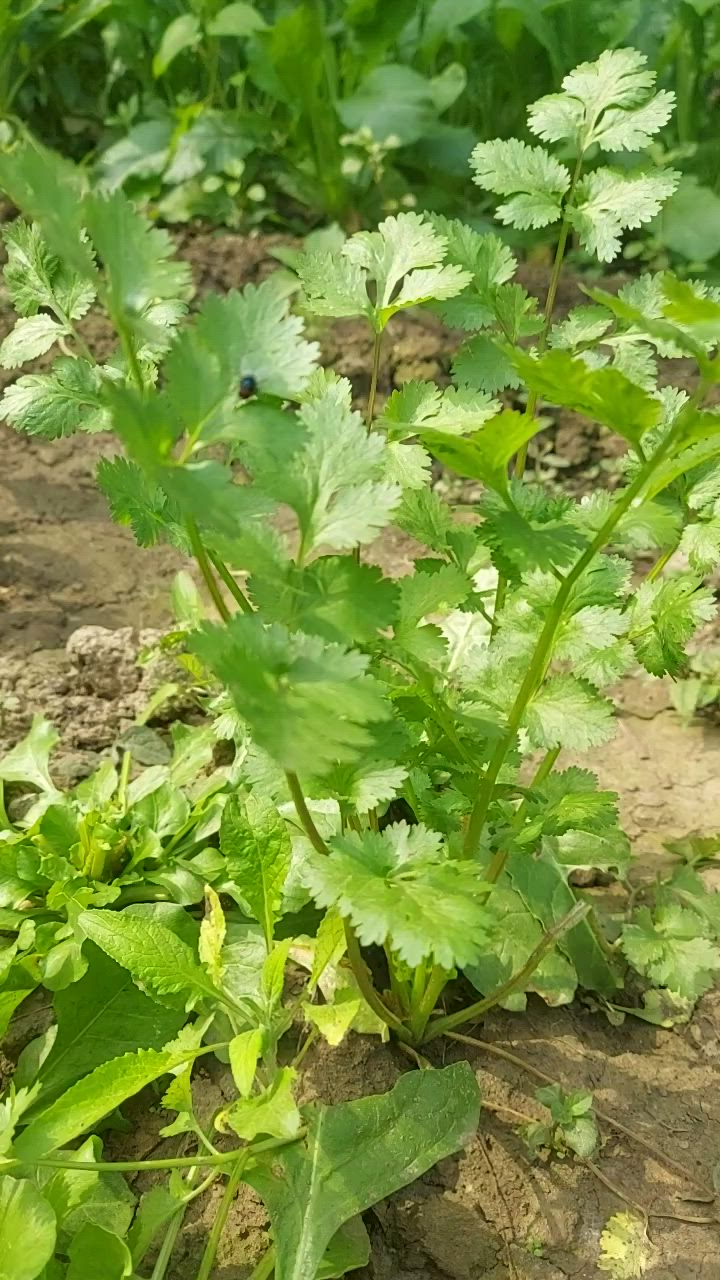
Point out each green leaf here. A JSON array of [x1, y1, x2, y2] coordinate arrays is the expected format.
[[97, 457, 187, 550], [470, 139, 570, 230], [659, 176, 720, 263], [570, 168, 679, 262], [245, 1063, 481, 1280], [38, 1135, 134, 1241], [78, 909, 216, 1007], [127, 1186, 182, 1267], [218, 1067, 301, 1142], [152, 13, 201, 76], [511, 349, 662, 444], [338, 64, 436, 147], [628, 575, 715, 677], [220, 794, 291, 947], [297, 251, 371, 321], [228, 1029, 263, 1098], [342, 212, 471, 324], [0, 1177, 56, 1280], [0, 315, 67, 368], [2, 219, 95, 321], [622, 905, 720, 1001], [302, 822, 493, 969], [199, 887, 226, 986], [507, 848, 619, 995], [680, 519, 720, 574], [421, 408, 544, 494], [1, 357, 107, 438], [0, 144, 95, 281], [14, 1042, 201, 1161], [465, 885, 577, 1010], [598, 1211, 652, 1279], [191, 616, 391, 774], [66, 1224, 132, 1279], [305, 989, 362, 1046], [317, 1218, 370, 1279], [84, 191, 191, 343], [34, 943, 184, 1106], [453, 334, 521, 395], [379, 381, 499, 439], [529, 48, 674, 153], [525, 676, 614, 751], [249, 558, 399, 645], [0, 715, 58, 794], [208, 2, 267, 35]]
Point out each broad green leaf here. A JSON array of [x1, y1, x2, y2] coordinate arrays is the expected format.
[[152, 13, 201, 76], [199, 887, 226, 986], [246, 1063, 481, 1280], [14, 1045, 203, 1161], [66, 1223, 132, 1279], [465, 885, 577, 1010], [0, 1177, 56, 1280], [220, 794, 291, 947], [507, 848, 619, 995], [317, 1218, 370, 1279], [470, 139, 570, 230], [191, 616, 391, 774], [302, 823, 493, 969], [208, 2, 267, 35], [338, 64, 436, 148], [219, 1068, 302, 1143], [598, 1211, 652, 1279], [0, 315, 66, 368], [38, 1134, 135, 1242], [304, 989, 362, 1046], [228, 1029, 263, 1097], [78, 910, 216, 1006], [628, 575, 715, 676], [421, 409, 544, 494], [511, 349, 662, 444], [34, 944, 184, 1105], [128, 1185, 182, 1267], [1, 358, 107, 438], [0, 716, 58, 794]]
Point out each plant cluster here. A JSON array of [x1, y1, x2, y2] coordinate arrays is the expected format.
[[2, 0, 720, 261], [0, 45, 719, 1279]]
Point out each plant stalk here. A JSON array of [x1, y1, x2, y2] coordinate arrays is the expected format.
[[207, 549, 254, 614], [422, 901, 589, 1042], [196, 1151, 250, 1280], [367, 330, 382, 426], [248, 1248, 276, 1280], [186, 519, 231, 623], [462, 416, 687, 860]]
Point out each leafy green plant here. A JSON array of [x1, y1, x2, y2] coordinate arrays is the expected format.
[[523, 1085, 599, 1160], [1, 44, 720, 1278]]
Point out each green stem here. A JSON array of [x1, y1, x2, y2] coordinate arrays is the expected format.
[[248, 1248, 276, 1280], [117, 749, 131, 813], [207, 549, 254, 614], [22, 1134, 298, 1176], [196, 1152, 250, 1280], [463, 418, 687, 860], [151, 1165, 200, 1280], [644, 541, 677, 582], [186, 519, 231, 623], [367, 330, 382, 426], [409, 964, 450, 1042], [285, 773, 328, 857], [344, 921, 410, 1040], [422, 901, 589, 1042], [490, 151, 585, 629]]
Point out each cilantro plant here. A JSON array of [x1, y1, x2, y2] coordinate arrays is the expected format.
[[1, 45, 720, 1278]]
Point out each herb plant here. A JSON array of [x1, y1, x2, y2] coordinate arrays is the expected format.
[[1, 44, 720, 1279]]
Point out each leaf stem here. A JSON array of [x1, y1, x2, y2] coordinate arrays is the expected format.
[[248, 1248, 276, 1280], [285, 773, 329, 857], [196, 1151, 250, 1280], [462, 417, 687, 860], [207, 549, 254, 614], [422, 901, 589, 1042], [343, 921, 410, 1040], [21, 1133, 299, 1175], [484, 745, 561, 886], [367, 330, 382, 426], [186, 519, 231, 623]]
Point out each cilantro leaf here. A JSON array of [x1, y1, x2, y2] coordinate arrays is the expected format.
[[525, 676, 615, 751], [97, 456, 188, 550], [0, 315, 67, 368], [2, 219, 96, 321], [378, 381, 499, 438], [570, 168, 680, 262], [453, 334, 521, 395], [622, 905, 720, 1001], [511, 348, 662, 444], [628, 574, 716, 676], [470, 139, 570, 230], [191, 617, 392, 773], [297, 250, 371, 319], [680, 519, 720, 574], [302, 822, 493, 968], [248, 558, 399, 644], [0, 142, 96, 280], [1, 357, 107, 438], [421, 408, 545, 494]]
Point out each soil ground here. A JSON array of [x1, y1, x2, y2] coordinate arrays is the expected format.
[[1, 229, 719, 1278]]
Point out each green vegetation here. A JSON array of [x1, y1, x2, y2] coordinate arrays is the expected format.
[[0, 0, 719, 266], [0, 45, 718, 1275]]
